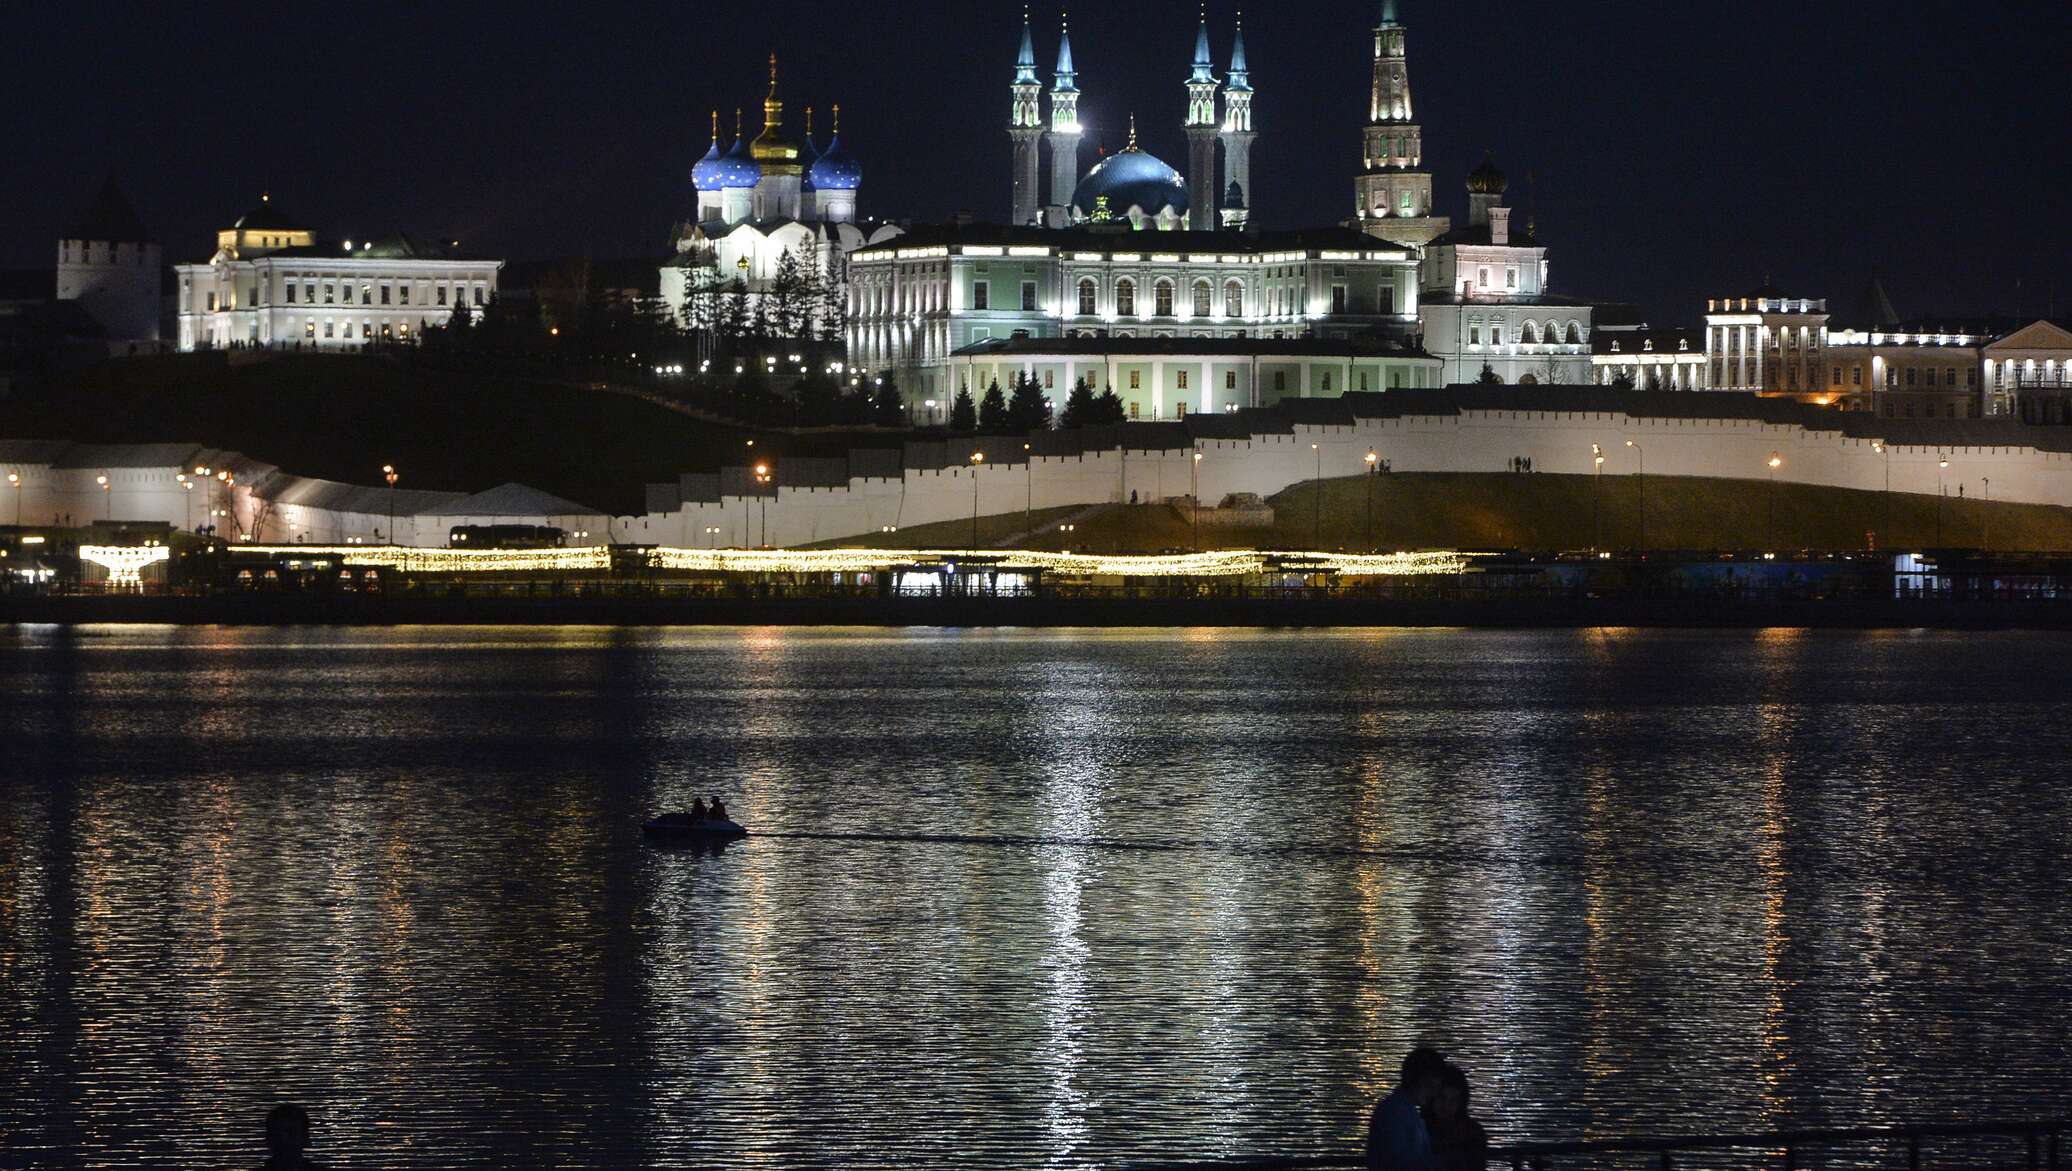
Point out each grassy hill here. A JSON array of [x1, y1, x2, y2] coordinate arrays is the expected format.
[[835, 472, 2072, 553], [0, 353, 882, 515]]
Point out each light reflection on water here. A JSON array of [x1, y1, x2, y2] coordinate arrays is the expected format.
[[3, 624, 2070, 1169]]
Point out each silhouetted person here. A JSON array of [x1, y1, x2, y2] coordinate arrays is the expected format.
[[1426, 1063, 1489, 1171], [690, 797, 709, 821], [1367, 1046, 1446, 1171], [709, 797, 729, 822], [263, 1104, 326, 1171]]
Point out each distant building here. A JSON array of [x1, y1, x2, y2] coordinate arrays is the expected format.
[[1702, 287, 1830, 399], [1592, 323, 1707, 390], [1352, 0, 1449, 249], [1984, 320, 2072, 422], [1416, 155, 1594, 385], [55, 177, 162, 348], [1823, 316, 1989, 419], [847, 222, 1423, 402], [172, 197, 502, 351]]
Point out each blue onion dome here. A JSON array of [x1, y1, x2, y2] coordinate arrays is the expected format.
[[1071, 132, 1188, 220], [692, 111, 728, 190], [808, 104, 861, 192], [710, 110, 763, 188]]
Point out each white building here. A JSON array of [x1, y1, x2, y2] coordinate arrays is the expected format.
[[1592, 324, 1707, 390], [173, 197, 502, 352], [847, 223, 1423, 402], [55, 177, 162, 348], [1417, 156, 1594, 385], [1702, 286, 1830, 398]]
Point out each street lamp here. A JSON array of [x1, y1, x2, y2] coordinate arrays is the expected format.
[[1311, 442, 1323, 551], [1937, 455, 1949, 546], [96, 474, 110, 521], [969, 450, 985, 548], [1981, 476, 1991, 550], [383, 464, 399, 545], [1024, 442, 1034, 546], [1363, 449, 1380, 552], [1192, 448, 1206, 551], [1766, 452, 1783, 549], [7, 470, 20, 529], [754, 462, 772, 548], [704, 525, 721, 549], [1057, 521, 1076, 552], [1870, 441, 1890, 548], [1625, 440, 1645, 551], [176, 474, 193, 531], [1591, 444, 1605, 552]]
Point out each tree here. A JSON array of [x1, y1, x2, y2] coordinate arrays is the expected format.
[[795, 370, 838, 427], [792, 242, 822, 339], [771, 248, 808, 340], [1008, 373, 1051, 432], [818, 251, 848, 344], [950, 386, 977, 432], [1092, 388, 1127, 424], [448, 297, 473, 333], [1475, 362, 1504, 385], [1609, 370, 1637, 392], [1059, 378, 1097, 429], [1643, 371, 1666, 393], [721, 277, 752, 340], [979, 379, 1010, 431], [872, 372, 905, 427]]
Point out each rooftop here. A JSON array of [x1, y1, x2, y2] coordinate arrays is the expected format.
[[853, 221, 1411, 260]]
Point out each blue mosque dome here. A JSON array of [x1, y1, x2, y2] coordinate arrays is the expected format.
[[810, 136, 862, 192], [703, 112, 763, 190], [691, 113, 728, 191], [1071, 141, 1188, 221]]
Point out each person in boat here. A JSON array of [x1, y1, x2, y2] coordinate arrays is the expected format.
[[689, 797, 708, 821], [709, 797, 729, 823], [1425, 1063, 1489, 1171]]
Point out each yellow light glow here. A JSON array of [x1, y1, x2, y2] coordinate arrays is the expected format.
[[241, 545, 611, 573], [643, 548, 1482, 578]]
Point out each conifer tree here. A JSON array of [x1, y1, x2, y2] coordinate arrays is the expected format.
[[1007, 373, 1051, 432], [1059, 378, 1096, 429], [950, 386, 978, 432], [979, 379, 1010, 431], [872, 372, 905, 426]]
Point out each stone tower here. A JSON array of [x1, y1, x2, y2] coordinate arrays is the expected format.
[[1218, 12, 1256, 228], [1046, 14, 1084, 222], [1354, 0, 1447, 248], [56, 176, 161, 345], [1009, 10, 1046, 227], [1183, 11, 1222, 231]]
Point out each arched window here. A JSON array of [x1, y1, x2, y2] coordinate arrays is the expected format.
[[1522, 322, 1538, 345], [1226, 281, 1244, 318], [1078, 279, 1097, 316], [1192, 280, 1212, 318], [1566, 322, 1583, 345], [1154, 279, 1175, 317], [1116, 279, 1136, 317]]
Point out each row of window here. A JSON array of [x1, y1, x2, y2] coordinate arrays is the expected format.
[[1469, 322, 1585, 346], [203, 284, 487, 312]]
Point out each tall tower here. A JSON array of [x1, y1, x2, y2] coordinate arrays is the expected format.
[[1183, 9, 1222, 231], [1046, 13, 1084, 222], [1009, 9, 1045, 227], [1354, 0, 1447, 248], [1218, 12, 1256, 227], [56, 176, 161, 344]]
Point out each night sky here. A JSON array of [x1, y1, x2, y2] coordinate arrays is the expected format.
[[5, 0, 2066, 323]]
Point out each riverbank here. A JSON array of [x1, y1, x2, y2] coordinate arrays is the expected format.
[[9, 593, 2072, 628]]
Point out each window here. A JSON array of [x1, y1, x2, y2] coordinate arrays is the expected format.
[[1226, 282, 1244, 317], [361, 285, 372, 306], [1469, 326, 1481, 346], [1852, 366, 1863, 386], [1116, 279, 1135, 316], [1178, 371, 1190, 391], [1967, 367, 1977, 386], [438, 286, 448, 306], [1945, 368, 1957, 387], [1359, 370, 1370, 391], [1832, 366, 1842, 386], [1478, 267, 1491, 288], [1321, 371, 1333, 391], [399, 285, 410, 306], [305, 320, 314, 337], [1021, 281, 1037, 312], [1906, 368, 1918, 386], [1506, 268, 1518, 289], [1523, 323, 1537, 344], [1566, 323, 1582, 345], [1129, 370, 1141, 390], [380, 285, 391, 306], [1225, 370, 1237, 390], [1193, 282, 1212, 317], [285, 284, 297, 304], [1154, 280, 1174, 317], [473, 286, 484, 306], [1274, 371, 1287, 391], [324, 283, 335, 304], [324, 321, 334, 339], [207, 292, 217, 311], [1399, 190, 1414, 214], [1492, 326, 1504, 346], [1078, 279, 1096, 315], [969, 280, 989, 310], [1042, 370, 1054, 389], [1331, 286, 1347, 314]]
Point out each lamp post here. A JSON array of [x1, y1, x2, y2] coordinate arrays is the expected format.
[[1591, 444, 1604, 552], [1024, 442, 1034, 547], [176, 474, 193, 531], [1192, 449, 1205, 551], [1766, 452, 1783, 549], [755, 462, 772, 548], [969, 450, 985, 548], [1625, 439, 1645, 551], [96, 474, 110, 521], [1936, 455, 1949, 546], [1311, 441, 1322, 550], [382, 464, 399, 544], [8, 470, 21, 529], [1870, 441, 1890, 548], [1364, 448, 1379, 551], [1981, 476, 1991, 550]]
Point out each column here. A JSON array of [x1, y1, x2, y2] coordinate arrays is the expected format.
[[1201, 360, 1212, 414]]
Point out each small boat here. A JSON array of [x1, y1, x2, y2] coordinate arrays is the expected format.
[[643, 812, 748, 840]]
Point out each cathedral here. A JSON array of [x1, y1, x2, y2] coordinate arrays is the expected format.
[[1008, 8, 1254, 232]]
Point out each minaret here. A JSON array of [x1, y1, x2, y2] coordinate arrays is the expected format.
[[1183, 7, 1222, 231], [1354, 0, 1447, 248], [1218, 10, 1256, 228], [1008, 7, 1045, 227], [1046, 12, 1083, 222]]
